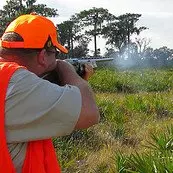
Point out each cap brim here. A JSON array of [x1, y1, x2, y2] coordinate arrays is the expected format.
[[56, 42, 68, 54]]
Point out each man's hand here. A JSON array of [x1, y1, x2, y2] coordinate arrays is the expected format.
[[56, 60, 94, 81], [83, 64, 95, 81]]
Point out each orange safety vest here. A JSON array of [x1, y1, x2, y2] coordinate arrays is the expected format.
[[0, 62, 61, 173]]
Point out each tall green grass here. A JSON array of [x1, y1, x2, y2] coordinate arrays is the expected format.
[[89, 68, 173, 93]]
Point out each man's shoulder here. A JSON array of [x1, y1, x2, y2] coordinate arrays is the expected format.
[[8, 68, 40, 93], [11, 68, 37, 82]]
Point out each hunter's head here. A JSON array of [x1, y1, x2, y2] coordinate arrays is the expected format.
[[0, 13, 68, 75]]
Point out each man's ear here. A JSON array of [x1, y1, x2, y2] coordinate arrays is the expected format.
[[37, 49, 47, 68]]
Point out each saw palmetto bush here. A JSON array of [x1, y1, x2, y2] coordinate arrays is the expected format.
[[116, 125, 173, 173]]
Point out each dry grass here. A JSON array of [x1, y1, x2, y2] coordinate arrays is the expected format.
[[55, 68, 173, 172]]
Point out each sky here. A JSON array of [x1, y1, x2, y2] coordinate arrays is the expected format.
[[1, 0, 173, 54]]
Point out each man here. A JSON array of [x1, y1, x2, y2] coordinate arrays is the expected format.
[[0, 13, 100, 173]]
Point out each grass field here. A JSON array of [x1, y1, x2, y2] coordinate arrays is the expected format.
[[54, 68, 173, 173]]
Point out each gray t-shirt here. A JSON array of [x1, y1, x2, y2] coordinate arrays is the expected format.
[[5, 69, 82, 172]]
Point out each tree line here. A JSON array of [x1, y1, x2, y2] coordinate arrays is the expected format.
[[0, 0, 172, 68]]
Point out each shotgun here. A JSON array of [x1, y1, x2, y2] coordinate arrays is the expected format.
[[42, 57, 114, 83]]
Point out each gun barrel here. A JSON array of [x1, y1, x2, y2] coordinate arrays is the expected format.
[[90, 58, 114, 62], [66, 57, 113, 63]]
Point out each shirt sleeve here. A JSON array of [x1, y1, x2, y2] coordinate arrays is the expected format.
[[5, 69, 82, 143]]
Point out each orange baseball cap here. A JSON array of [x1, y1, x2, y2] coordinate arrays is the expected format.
[[0, 14, 68, 54]]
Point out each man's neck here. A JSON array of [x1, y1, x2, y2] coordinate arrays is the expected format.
[[0, 57, 45, 77]]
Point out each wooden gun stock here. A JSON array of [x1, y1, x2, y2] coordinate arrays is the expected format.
[[41, 70, 59, 84]]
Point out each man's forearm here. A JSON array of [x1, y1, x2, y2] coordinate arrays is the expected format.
[[55, 60, 100, 129]]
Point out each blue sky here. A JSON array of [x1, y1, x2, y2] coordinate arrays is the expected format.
[[1, 0, 173, 54]]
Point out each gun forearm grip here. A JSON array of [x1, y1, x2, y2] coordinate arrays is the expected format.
[[74, 63, 85, 77]]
